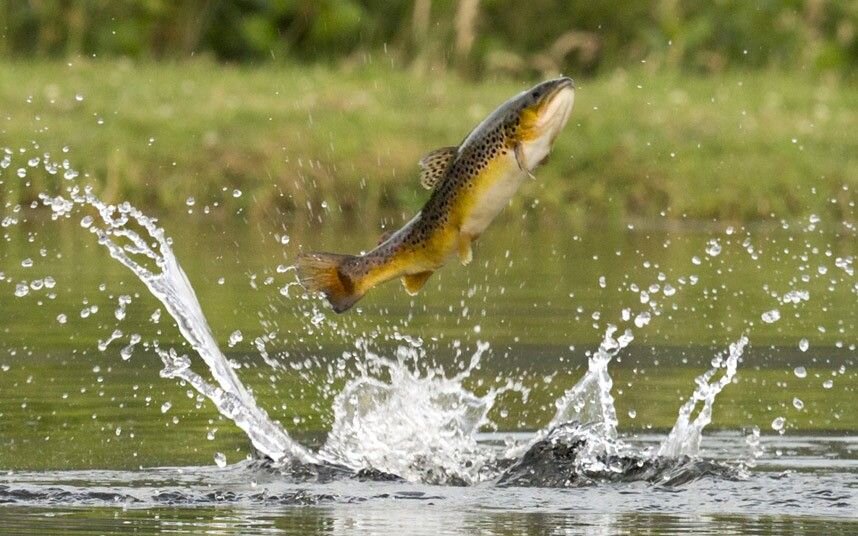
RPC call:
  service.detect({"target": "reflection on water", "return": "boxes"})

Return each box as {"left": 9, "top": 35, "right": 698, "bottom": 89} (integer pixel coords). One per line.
{"left": 1, "top": 508, "right": 856, "bottom": 536}
{"left": 0, "top": 434, "right": 855, "bottom": 534}
{"left": 1, "top": 508, "right": 854, "bottom": 536}
{"left": 2, "top": 211, "right": 856, "bottom": 351}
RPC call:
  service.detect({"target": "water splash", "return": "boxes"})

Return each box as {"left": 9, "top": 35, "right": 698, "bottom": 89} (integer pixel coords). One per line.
{"left": 658, "top": 336, "right": 748, "bottom": 457}
{"left": 544, "top": 325, "right": 633, "bottom": 462}
{"left": 319, "top": 342, "right": 499, "bottom": 484}
{"left": 40, "top": 184, "right": 315, "bottom": 464}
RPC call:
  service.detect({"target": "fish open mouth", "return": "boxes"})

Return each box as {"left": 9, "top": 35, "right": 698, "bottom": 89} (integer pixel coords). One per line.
{"left": 536, "top": 80, "right": 575, "bottom": 134}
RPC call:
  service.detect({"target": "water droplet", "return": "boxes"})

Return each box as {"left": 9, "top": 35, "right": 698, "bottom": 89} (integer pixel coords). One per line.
{"left": 792, "top": 397, "right": 804, "bottom": 410}
{"left": 232, "top": 189, "right": 242, "bottom": 198}
{"left": 14, "top": 283, "right": 29, "bottom": 297}
{"left": 663, "top": 284, "right": 676, "bottom": 297}
{"left": 228, "top": 330, "right": 243, "bottom": 348}
{"left": 185, "top": 197, "right": 195, "bottom": 206}
{"left": 279, "top": 234, "right": 290, "bottom": 245}
{"left": 63, "top": 169, "right": 78, "bottom": 180}
{"left": 75, "top": 93, "right": 84, "bottom": 102}
{"left": 761, "top": 309, "right": 781, "bottom": 324}
{"left": 598, "top": 276, "right": 607, "bottom": 288}
{"left": 16, "top": 168, "right": 26, "bottom": 178}
{"left": 160, "top": 401, "right": 172, "bottom": 413}
{"left": 822, "top": 379, "right": 833, "bottom": 389}
{"left": 627, "top": 409, "right": 637, "bottom": 419}
{"left": 691, "top": 256, "right": 701, "bottom": 265}
{"left": 771, "top": 416, "right": 785, "bottom": 432}
{"left": 793, "top": 366, "right": 807, "bottom": 379}
{"left": 56, "top": 313, "right": 67, "bottom": 324}
{"left": 633, "top": 311, "right": 651, "bottom": 328}
{"left": 798, "top": 338, "right": 809, "bottom": 352}
{"left": 21, "top": 258, "right": 33, "bottom": 268}
{"left": 782, "top": 290, "right": 810, "bottom": 304}
{"left": 705, "top": 239, "right": 721, "bottom": 257}
{"left": 214, "top": 452, "right": 227, "bottom": 468}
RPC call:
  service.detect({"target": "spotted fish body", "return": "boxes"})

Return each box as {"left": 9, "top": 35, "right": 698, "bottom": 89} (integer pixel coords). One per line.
{"left": 297, "top": 77, "right": 575, "bottom": 312}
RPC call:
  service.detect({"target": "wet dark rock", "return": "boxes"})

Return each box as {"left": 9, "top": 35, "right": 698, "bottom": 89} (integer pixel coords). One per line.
{"left": 355, "top": 467, "right": 404, "bottom": 482}
{"left": 496, "top": 422, "right": 740, "bottom": 488}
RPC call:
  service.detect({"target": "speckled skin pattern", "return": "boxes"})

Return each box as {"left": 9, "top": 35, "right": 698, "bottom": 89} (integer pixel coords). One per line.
{"left": 340, "top": 77, "right": 575, "bottom": 294}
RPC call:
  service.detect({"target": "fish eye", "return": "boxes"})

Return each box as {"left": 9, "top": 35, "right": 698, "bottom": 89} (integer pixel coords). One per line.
{"left": 531, "top": 91, "right": 539, "bottom": 99}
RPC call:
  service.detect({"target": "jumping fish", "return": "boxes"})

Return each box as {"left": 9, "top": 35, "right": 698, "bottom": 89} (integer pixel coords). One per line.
{"left": 297, "top": 77, "right": 575, "bottom": 312}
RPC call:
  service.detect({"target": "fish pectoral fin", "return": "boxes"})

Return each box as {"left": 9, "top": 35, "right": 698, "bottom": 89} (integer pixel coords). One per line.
{"left": 402, "top": 271, "right": 434, "bottom": 296}
{"left": 514, "top": 143, "right": 536, "bottom": 179}
{"left": 419, "top": 146, "right": 458, "bottom": 189}
{"left": 458, "top": 234, "right": 473, "bottom": 265}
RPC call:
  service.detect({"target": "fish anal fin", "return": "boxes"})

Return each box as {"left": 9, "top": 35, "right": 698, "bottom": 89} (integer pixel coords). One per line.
{"left": 419, "top": 146, "right": 458, "bottom": 189}
{"left": 402, "top": 271, "right": 433, "bottom": 296}
{"left": 458, "top": 234, "right": 473, "bottom": 265}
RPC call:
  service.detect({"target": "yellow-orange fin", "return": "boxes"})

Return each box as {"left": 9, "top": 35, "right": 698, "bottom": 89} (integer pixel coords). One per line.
{"left": 296, "top": 252, "right": 362, "bottom": 313}
{"left": 402, "top": 271, "right": 433, "bottom": 296}
{"left": 458, "top": 234, "right": 473, "bottom": 265}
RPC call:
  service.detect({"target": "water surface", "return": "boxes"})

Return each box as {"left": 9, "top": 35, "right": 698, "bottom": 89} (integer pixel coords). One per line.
{"left": 1, "top": 152, "right": 856, "bottom": 534}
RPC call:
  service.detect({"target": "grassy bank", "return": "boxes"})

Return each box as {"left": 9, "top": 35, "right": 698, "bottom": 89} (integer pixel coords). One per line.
{"left": 1, "top": 60, "right": 856, "bottom": 222}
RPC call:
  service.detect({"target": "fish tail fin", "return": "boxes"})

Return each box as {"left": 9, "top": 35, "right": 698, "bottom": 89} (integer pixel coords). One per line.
{"left": 296, "top": 252, "right": 363, "bottom": 313}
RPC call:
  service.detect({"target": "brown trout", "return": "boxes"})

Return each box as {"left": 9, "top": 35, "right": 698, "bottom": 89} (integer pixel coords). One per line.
{"left": 297, "top": 77, "right": 575, "bottom": 312}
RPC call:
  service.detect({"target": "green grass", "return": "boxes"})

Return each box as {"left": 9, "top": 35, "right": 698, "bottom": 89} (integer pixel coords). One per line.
{"left": 0, "top": 60, "right": 855, "bottom": 222}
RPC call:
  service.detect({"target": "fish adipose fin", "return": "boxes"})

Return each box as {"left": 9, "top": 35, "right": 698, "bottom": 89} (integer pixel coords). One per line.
{"left": 458, "top": 234, "right": 473, "bottom": 265}
{"left": 376, "top": 230, "right": 394, "bottom": 246}
{"left": 419, "top": 146, "right": 458, "bottom": 189}
{"left": 296, "top": 253, "right": 362, "bottom": 313}
{"left": 402, "top": 271, "right": 433, "bottom": 296}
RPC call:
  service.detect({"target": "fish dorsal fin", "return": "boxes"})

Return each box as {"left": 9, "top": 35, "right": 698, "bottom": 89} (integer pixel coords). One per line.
{"left": 419, "top": 146, "right": 458, "bottom": 189}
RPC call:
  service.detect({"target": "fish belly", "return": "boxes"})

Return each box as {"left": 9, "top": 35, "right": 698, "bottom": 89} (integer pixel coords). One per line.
{"left": 460, "top": 157, "right": 526, "bottom": 237}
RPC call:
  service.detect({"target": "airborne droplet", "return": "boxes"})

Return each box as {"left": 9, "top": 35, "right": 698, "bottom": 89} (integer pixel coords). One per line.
{"left": 761, "top": 309, "right": 781, "bottom": 324}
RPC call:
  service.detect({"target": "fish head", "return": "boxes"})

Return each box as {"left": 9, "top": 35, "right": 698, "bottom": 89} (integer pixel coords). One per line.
{"left": 513, "top": 77, "right": 575, "bottom": 170}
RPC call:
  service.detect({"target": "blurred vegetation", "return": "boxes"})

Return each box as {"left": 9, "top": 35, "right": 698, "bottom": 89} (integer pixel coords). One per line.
{"left": 0, "top": 0, "right": 856, "bottom": 76}
{"left": 1, "top": 3, "right": 856, "bottom": 222}
{"left": 1, "top": 61, "right": 855, "bottom": 222}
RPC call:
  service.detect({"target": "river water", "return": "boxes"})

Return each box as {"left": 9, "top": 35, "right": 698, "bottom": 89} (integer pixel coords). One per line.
{"left": 0, "top": 150, "right": 855, "bottom": 533}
